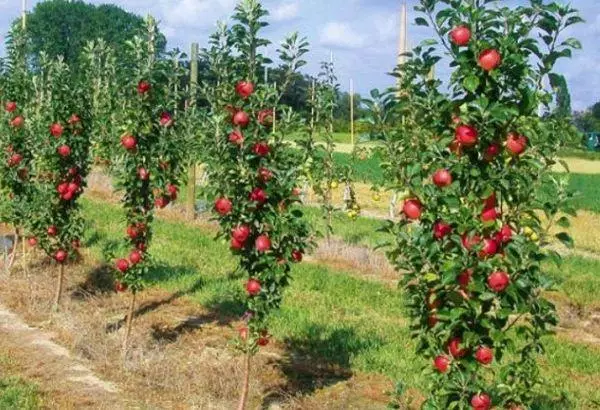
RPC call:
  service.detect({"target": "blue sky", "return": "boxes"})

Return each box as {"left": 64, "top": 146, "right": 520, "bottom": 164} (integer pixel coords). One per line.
{"left": 0, "top": 0, "right": 597, "bottom": 110}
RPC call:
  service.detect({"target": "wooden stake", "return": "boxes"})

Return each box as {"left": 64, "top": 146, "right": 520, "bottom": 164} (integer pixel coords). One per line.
{"left": 186, "top": 43, "right": 199, "bottom": 220}
{"left": 53, "top": 263, "right": 65, "bottom": 311}
{"left": 350, "top": 78, "right": 355, "bottom": 146}
{"left": 237, "top": 351, "right": 251, "bottom": 410}
{"left": 21, "top": 0, "right": 26, "bottom": 30}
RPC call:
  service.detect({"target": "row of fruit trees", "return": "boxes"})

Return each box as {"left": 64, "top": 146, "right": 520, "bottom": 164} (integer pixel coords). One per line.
{"left": 0, "top": 0, "right": 582, "bottom": 408}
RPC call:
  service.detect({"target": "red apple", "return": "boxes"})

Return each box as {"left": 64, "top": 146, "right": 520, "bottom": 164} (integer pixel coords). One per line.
{"left": 481, "top": 207, "right": 499, "bottom": 222}
{"left": 246, "top": 278, "right": 261, "bottom": 296}
{"left": 214, "top": 197, "right": 233, "bottom": 216}
{"left": 434, "top": 355, "right": 451, "bottom": 373}
{"left": 68, "top": 114, "right": 80, "bottom": 124}
{"left": 455, "top": 125, "right": 478, "bottom": 147}
{"left": 458, "top": 269, "right": 473, "bottom": 289}
{"left": 235, "top": 80, "right": 254, "bottom": 99}
{"left": 231, "top": 237, "right": 244, "bottom": 250}
{"left": 487, "top": 271, "right": 510, "bottom": 292}
{"left": 121, "top": 135, "right": 137, "bottom": 151}
{"left": 496, "top": 224, "right": 512, "bottom": 244}
{"left": 233, "top": 110, "right": 250, "bottom": 128}
{"left": 57, "top": 145, "right": 71, "bottom": 157}
{"left": 62, "top": 191, "right": 74, "bottom": 201}
{"left": 116, "top": 258, "right": 130, "bottom": 272}
{"left": 137, "top": 80, "right": 151, "bottom": 94}
{"left": 433, "top": 221, "right": 452, "bottom": 240}
{"left": 159, "top": 112, "right": 173, "bottom": 127}
{"left": 480, "top": 238, "right": 499, "bottom": 257}
{"left": 155, "top": 196, "right": 169, "bottom": 209}
{"left": 450, "top": 25, "right": 471, "bottom": 46}
{"left": 448, "top": 337, "right": 468, "bottom": 358}
{"left": 28, "top": 237, "right": 37, "bottom": 247}
{"left": 291, "top": 249, "right": 303, "bottom": 262}
{"left": 54, "top": 249, "right": 67, "bottom": 263}
{"left": 484, "top": 143, "right": 501, "bottom": 161}
{"left": 403, "top": 199, "right": 422, "bottom": 220}
{"left": 432, "top": 169, "right": 452, "bottom": 187}
{"left": 129, "top": 250, "right": 142, "bottom": 265}
{"left": 258, "top": 167, "right": 273, "bottom": 182}
{"left": 474, "top": 346, "right": 493, "bottom": 365}
{"left": 462, "top": 233, "right": 481, "bottom": 251}
{"left": 138, "top": 168, "right": 150, "bottom": 180}
{"left": 10, "top": 116, "right": 24, "bottom": 128}
{"left": 167, "top": 184, "right": 178, "bottom": 200}
{"left": 47, "top": 225, "right": 58, "bottom": 236}
{"left": 232, "top": 225, "right": 251, "bottom": 243}
{"left": 127, "top": 225, "right": 139, "bottom": 239}
{"left": 506, "top": 133, "right": 528, "bottom": 155}
{"left": 115, "top": 281, "right": 128, "bottom": 293}
{"left": 228, "top": 130, "right": 244, "bottom": 145}
{"left": 136, "top": 242, "right": 147, "bottom": 252}
{"left": 238, "top": 326, "right": 249, "bottom": 341}
{"left": 8, "top": 153, "right": 23, "bottom": 167}
{"left": 483, "top": 193, "right": 497, "bottom": 209}
{"left": 471, "top": 393, "right": 492, "bottom": 410}
{"left": 50, "top": 123, "right": 63, "bottom": 137}
{"left": 249, "top": 187, "right": 268, "bottom": 204}
{"left": 252, "top": 141, "right": 270, "bottom": 157}
{"left": 478, "top": 49, "right": 501, "bottom": 71}
{"left": 292, "top": 187, "right": 302, "bottom": 197}
{"left": 5, "top": 101, "right": 16, "bottom": 112}
{"left": 257, "top": 109, "right": 274, "bottom": 126}
{"left": 255, "top": 235, "right": 271, "bottom": 252}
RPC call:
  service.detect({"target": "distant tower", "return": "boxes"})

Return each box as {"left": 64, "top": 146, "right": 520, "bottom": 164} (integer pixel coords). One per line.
{"left": 397, "top": 0, "right": 408, "bottom": 68}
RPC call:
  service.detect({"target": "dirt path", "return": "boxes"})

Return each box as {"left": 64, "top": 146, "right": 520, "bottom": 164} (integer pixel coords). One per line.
{"left": 0, "top": 304, "right": 123, "bottom": 409}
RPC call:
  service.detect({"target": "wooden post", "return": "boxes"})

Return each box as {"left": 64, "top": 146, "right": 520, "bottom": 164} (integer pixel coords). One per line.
{"left": 21, "top": 0, "right": 26, "bottom": 30}
{"left": 310, "top": 79, "right": 316, "bottom": 132}
{"left": 186, "top": 43, "right": 199, "bottom": 220}
{"left": 53, "top": 264, "right": 65, "bottom": 311}
{"left": 350, "top": 78, "right": 355, "bottom": 146}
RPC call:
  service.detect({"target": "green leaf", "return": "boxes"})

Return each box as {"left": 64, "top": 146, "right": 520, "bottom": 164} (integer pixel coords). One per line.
{"left": 555, "top": 232, "right": 574, "bottom": 249}
{"left": 415, "top": 17, "right": 429, "bottom": 27}
{"left": 463, "top": 75, "right": 480, "bottom": 93}
{"left": 556, "top": 216, "right": 570, "bottom": 228}
{"left": 561, "top": 38, "right": 582, "bottom": 49}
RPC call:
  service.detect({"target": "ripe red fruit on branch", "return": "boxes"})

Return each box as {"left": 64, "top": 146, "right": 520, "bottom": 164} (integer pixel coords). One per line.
{"left": 403, "top": 199, "right": 422, "bottom": 220}
{"left": 458, "top": 269, "right": 472, "bottom": 289}
{"left": 127, "top": 225, "right": 140, "bottom": 239}
{"left": 478, "top": 49, "right": 501, "bottom": 71}
{"left": 461, "top": 233, "right": 481, "bottom": 250}
{"left": 480, "top": 238, "right": 499, "bottom": 257}
{"left": 238, "top": 326, "right": 249, "bottom": 341}
{"left": 245, "top": 278, "right": 261, "bottom": 296}
{"left": 155, "top": 196, "right": 170, "bottom": 209}
{"left": 257, "top": 109, "right": 274, "bottom": 126}
{"left": 57, "top": 183, "right": 69, "bottom": 195}
{"left": 5, "top": 101, "right": 16, "bottom": 112}
{"left": 116, "top": 258, "right": 130, "bottom": 273}
{"left": 235, "top": 80, "right": 254, "bottom": 99}
{"left": 8, "top": 153, "right": 22, "bottom": 167}
{"left": 233, "top": 111, "right": 250, "bottom": 128}
{"left": 115, "top": 281, "right": 128, "bottom": 293}
{"left": 167, "top": 184, "right": 178, "bottom": 200}
{"left": 54, "top": 250, "right": 67, "bottom": 263}
{"left": 50, "top": 123, "right": 64, "bottom": 137}
{"left": 231, "top": 237, "right": 244, "bottom": 250}
{"left": 450, "top": 26, "right": 471, "bottom": 46}
{"left": 129, "top": 250, "right": 142, "bottom": 265}
{"left": 257, "top": 336, "right": 269, "bottom": 346}
{"left": 121, "top": 135, "right": 137, "bottom": 151}
{"left": 433, "top": 355, "right": 451, "bottom": 373}
{"left": 47, "top": 226, "right": 58, "bottom": 236}
{"left": 28, "top": 237, "right": 37, "bottom": 247}
{"left": 481, "top": 207, "right": 499, "bottom": 222}
{"left": 506, "top": 133, "right": 528, "bottom": 155}
{"left": 448, "top": 337, "right": 468, "bottom": 358}
{"left": 57, "top": 145, "right": 71, "bottom": 157}
{"left": 68, "top": 114, "right": 80, "bottom": 125}
{"left": 138, "top": 168, "right": 150, "bottom": 180}
{"left": 496, "top": 224, "right": 512, "bottom": 244}
{"left": 228, "top": 130, "right": 244, "bottom": 145}
{"left": 432, "top": 169, "right": 452, "bottom": 187}
{"left": 471, "top": 393, "right": 492, "bottom": 410}
{"left": 159, "top": 112, "right": 173, "bottom": 127}
{"left": 137, "top": 80, "right": 151, "bottom": 94}
{"left": 255, "top": 235, "right": 271, "bottom": 252}
{"left": 474, "top": 346, "right": 494, "bottom": 365}
{"left": 232, "top": 225, "right": 251, "bottom": 244}
{"left": 484, "top": 143, "right": 501, "bottom": 161}
{"left": 433, "top": 221, "right": 452, "bottom": 240}
{"left": 252, "top": 142, "right": 270, "bottom": 157}
{"left": 249, "top": 187, "right": 268, "bottom": 204}
{"left": 258, "top": 167, "right": 273, "bottom": 182}
{"left": 291, "top": 249, "right": 303, "bottom": 262}
{"left": 10, "top": 116, "right": 24, "bottom": 128}
{"left": 483, "top": 193, "right": 497, "bottom": 210}
{"left": 487, "top": 271, "right": 510, "bottom": 292}
{"left": 214, "top": 197, "right": 233, "bottom": 216}
{"left": 455, "top": 125, "right": 478, "bottom": 147}
{"left": 292, "top": 187, "right": 302, "bottom": 197}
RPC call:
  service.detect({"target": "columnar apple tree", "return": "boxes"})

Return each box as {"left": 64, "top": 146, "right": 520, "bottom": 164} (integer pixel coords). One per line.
{"left": 201, "top": 1, "right": 311, "bottom": 408}
{"left": 24, "top": 53, "right": 91, "bottom": 308}
{"left": 108, "top": 17, "right": 189, "bottom": 346}
{"left": 379, "top": 1, "right": 581, "bottom": 408}
{"left": 0, "top": 28, "right": 34, "bottom": 266}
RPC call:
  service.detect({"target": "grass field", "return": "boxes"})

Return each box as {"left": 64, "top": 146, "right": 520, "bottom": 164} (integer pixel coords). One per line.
{"left": 0, "top": 356, "right": 40, "bottom": 410}
{"left": 69, "top": 196, "right": 600, "bottom": 409}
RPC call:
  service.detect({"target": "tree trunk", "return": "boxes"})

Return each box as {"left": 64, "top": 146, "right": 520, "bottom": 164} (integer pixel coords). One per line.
{"left": 123, "top": 291, "right": 137, "bottom": 356}
{"left": 52, "top": 263, "right": 65, "bottom": 311}
{"left": 236, "top": 351, "right": 251, "bottom": 410}
{"left": 7, "top": 227, "right": 20, "bottom": 271}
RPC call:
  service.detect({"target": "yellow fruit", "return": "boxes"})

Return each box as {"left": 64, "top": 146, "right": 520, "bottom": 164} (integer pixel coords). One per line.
{"left": 331, "top": 181, "right": 339, "bottom": 189}
{"left": 372, "top": 193, "right": 381, "bottom": 202}
{"left": 523, "top": 227, "right": 534, "bottom": 237}
{"left": 352, "top": 204, "right": 360, "bottom": 210}
{"left": 530, "top": 233, "right": 539, "bottom": 241}
{"left": 347, "top": 210, "right": 357, "bottom": 218}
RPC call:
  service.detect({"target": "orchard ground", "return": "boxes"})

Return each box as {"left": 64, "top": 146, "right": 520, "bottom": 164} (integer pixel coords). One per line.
{"left": 1, "top": 154, "right": 600, "bottom": 409}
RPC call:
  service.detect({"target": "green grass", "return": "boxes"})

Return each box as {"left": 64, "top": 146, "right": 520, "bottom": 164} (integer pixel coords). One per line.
{"left": 0, "top": 356, "right": 40, "bottom": 410}
{"left": 79, "top": 197, "right": 600, "bottom": 408}
{"left": 568, "top": 174, "right": 600, "bottom": 213}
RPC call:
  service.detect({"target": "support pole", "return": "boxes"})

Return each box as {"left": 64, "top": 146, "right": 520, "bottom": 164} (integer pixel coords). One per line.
{"left": 350, "top": 79, "right": 355, "bottom": 146}
{"left": 21, "top": 0, "right": 27, "bottom": 30}
{"left": 186, "top": 43, "right": 199, "bottom": 220}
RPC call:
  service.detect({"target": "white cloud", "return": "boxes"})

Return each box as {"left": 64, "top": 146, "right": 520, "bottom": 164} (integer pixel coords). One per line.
{"left": 271, "top": 2, "right": 299, "bottom": 22}
{"left": 159, "top": 0, "right": 236, "bottom": 28}
{"left": 320, "top": 21, "right": 365, "bottom": 49}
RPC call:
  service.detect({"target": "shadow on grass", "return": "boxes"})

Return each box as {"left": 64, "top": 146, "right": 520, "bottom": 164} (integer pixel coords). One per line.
{"left": 531, "top": 392, "right": 574, "bottom": 410}
{"left": 71, "top": 264, "right": 115, "bottom": 299}
{"left": 262, "top": 324, "right": 383, "bottom": 408}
